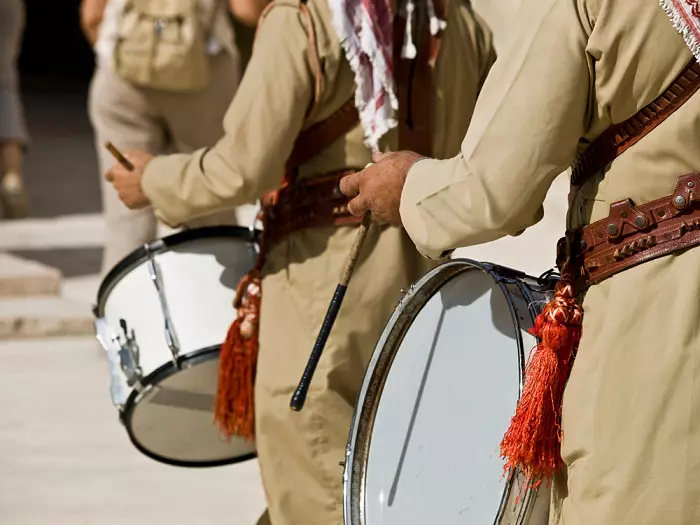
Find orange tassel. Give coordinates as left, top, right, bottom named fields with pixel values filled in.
left=500, top=266, right=583, bottom=487
left=214, top=271, right=261, bottom=442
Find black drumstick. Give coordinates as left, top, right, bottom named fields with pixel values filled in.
left=290, top=211, right=373, bottom=411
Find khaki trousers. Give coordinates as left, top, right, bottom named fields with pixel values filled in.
left=88, top=52, right=241, bottom=274
left=256, top=225, right=434, bottom=525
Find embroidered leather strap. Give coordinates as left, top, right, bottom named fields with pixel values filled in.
left=285, top=99, right=359, bottom=174
left=571, top=58, right=700, bottom=187
left=566, top=173, right=700, bottom=288
left=264, top=170, right=360, bottom=248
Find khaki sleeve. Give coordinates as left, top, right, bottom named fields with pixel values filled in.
left=400, top=0, right=591, bottom=259
left=141, top=3, right=315, bottom=227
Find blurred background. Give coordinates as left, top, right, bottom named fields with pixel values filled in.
left=1, top=4, right=267, bottom=524
left=0, top=1, right=566, bottom=524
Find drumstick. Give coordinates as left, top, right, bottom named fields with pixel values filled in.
left=104, top=141, right=135, bottom=172
left=290, top=210, right=373, bottom=412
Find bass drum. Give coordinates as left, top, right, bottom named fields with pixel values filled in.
left=343, top=259, right=557, bottom=525
left=94, top=226, right=258, bottom=467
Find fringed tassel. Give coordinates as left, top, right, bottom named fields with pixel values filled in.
left=214, top=271, right=261, bottom=441
left=500, top=266, right=583, bottom=487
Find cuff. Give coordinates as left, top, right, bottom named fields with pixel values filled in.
left=399, top=157, right=454, bottom=261
left=141, top=151, right=203, bottom=228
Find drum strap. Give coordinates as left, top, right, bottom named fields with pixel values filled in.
left=393, top=0, right=447, bottom=155
left=571, top=58, right=700, bottom=187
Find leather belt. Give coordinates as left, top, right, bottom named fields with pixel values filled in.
left=564, top=173, right=700, bottom=289
left=262, top=170, right=362, bottom=248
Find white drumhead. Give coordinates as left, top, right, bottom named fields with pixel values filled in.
left=124, top=349, right=256, bottom=467
left=347, top=261, right=547, bottom=525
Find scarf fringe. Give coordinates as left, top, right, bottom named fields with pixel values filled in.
left=660, top=0, right=700, bottom=62
left=329, top=0, right=397, bottom=151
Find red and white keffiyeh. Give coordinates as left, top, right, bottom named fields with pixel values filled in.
left=661, top=0, right=700, bottom=61
left=329, top=0, right=398, bottom=151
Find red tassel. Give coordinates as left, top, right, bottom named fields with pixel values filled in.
left=500, top=267, right=583, bottom=487
left=214, top=271, right=261, bottom=441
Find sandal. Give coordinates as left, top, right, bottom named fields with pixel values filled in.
left=0, top=172, right=29, bottom=219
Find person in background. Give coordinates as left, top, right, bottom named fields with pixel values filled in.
left=80, top=0, right=267, bottom=275
left=0, top=0, right=29, bottom=219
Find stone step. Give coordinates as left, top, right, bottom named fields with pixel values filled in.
left=0, top=295, right=94, bottom=339
left=0, top=253, right=62, bottom=298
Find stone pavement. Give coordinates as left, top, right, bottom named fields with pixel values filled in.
left=0, top=337, right=267, bottom=525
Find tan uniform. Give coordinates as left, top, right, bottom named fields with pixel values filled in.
left=141, top=0, right=494, bottom=523
left=400, top=0, right=700, bottom=523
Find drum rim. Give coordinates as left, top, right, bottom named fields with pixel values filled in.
left=94, top=225, right=260, bottom=316
left=343, top=259, right=546, bottom=525
left=120, top=343, right=257, bottom=468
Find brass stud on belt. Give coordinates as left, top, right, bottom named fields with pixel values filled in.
left=634, top=216, right=648, bottom=229
left=607, top=223, right=619, bottom=237
left=674, top=195, right=688, bottom=209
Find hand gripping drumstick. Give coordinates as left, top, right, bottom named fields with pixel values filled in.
left=104, top=141, right=135, bottom=171
left=290, top=202, right=373, bottom=412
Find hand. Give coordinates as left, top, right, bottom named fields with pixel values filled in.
left=80, top=0, right=108, bottom=45
left=104, top=150, right=153, bottom=209
left=339, top=151, right=425, bottom=226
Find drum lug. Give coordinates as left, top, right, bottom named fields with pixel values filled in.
left=118, top=318, right=144, bottom=387
left=145, top=245, right=182, bottom=363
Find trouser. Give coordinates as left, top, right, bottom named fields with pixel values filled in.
left=0, top=0, right=28, bottom=145
left=88, top=52, right=241, bottom=275
left=255, top=225, right=434, bottom=525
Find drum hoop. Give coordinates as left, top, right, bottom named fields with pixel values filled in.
left=343, top=259, right=546, bottom=525
left=94, top=226, right=260, bottom=317
left=120, top=343, right=257, bottom=468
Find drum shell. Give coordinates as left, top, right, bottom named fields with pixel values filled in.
left=95, top=226, right=258, bottom=378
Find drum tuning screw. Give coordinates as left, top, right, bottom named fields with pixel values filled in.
left=120, top=319, right=129, bottom=338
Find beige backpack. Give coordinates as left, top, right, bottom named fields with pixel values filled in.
left=112, top=0, right=217, bottom=92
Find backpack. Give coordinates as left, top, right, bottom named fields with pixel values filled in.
left=112, top=0, right=217, bottom=92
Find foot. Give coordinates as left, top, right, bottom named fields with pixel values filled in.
left=0, top=172, right=29, bottom=219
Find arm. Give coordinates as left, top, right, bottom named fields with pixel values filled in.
left=400, top=0, right=591, bottom=259
left=80, top=0, right=109, bottom=45
left=141, top=3, right=314, bottom=227
left=227, top=0, right=269, bottom=26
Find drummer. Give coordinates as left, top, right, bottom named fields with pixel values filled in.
left=340, top=1, right=700, bottom=524
left=104, top=0, right=496, bottom=523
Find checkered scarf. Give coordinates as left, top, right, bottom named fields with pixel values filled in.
left=329, top=0, right=398, bottom=151
left=661, top=0, right=700, bottom=61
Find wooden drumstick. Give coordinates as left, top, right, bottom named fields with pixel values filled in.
left=290, top=209, right=373, bottom=412
left=104, top=141, right=135, bottom=172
